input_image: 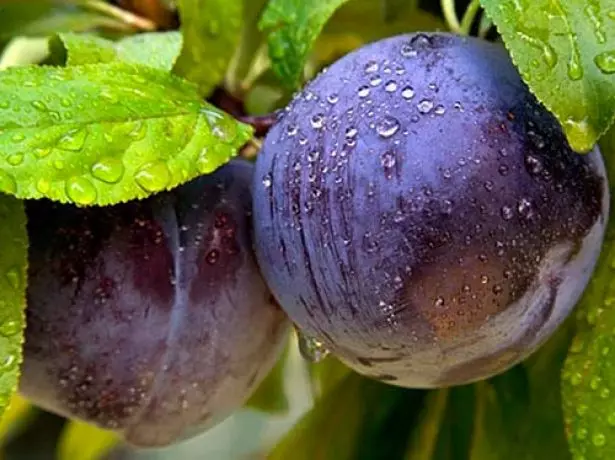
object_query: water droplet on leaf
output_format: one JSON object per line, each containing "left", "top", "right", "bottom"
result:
{"left": 66, "top": 176, "right": 97, "bottom": 205}
{"left": 58, "top": 128, "right": 87, "bottom": 151}
{"left": 135, "top": 161, "right": 171, "bottom": 193}
{"left": 595, "top": 50, "right": 615, "bottom": 74}
{"left": 91, "top": 158, "right": 125, "bottom": 184}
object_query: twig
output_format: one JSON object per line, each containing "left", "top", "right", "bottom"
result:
{"left": 237, "top": 112, "right": 280, "bottom": 138}
{"left": 440, "top": 0, "right": 461, "bottom": 34}
{"left": 460, "top": 0, "right": 482, "bottom": 35}
{"left": 81, "top": 0, "right": 157, "bottom": 31}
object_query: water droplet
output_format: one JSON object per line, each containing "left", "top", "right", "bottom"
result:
{"left": 297, "top": 330, "right": 329, "bottom": 363}
{"left": 608, "top": 412, "right": 615, "bottom": 426}
{"left": 91, "top": 158, "right": 125, "bottom": 184}
{"left": 53, "top": 160, "right": 64, "bottom": 170}
{"left": 401, "top": 86, "right": 415, "bottom": 100}
{"left": 498, "top": 164, "right": 510, "bottom": 176}
{"left": 308, "top": 150, "right": 320, "bottom": 162}
{"left": 60, "top": 98, "right": 72, "bottom": 108}
{"left": 516, "top": 32, "right": 558, "bottom": 68}
{"left": 570, "top": 372, "right": 583, "bottom": 386}
{"left": 31, "top": 100, "right": 47, "bottom": 111}
{"left": 577, "top": 428, "right": 588, "bottom": 440}
{"left": 262, "top": 174, "right": 272, "bottom": 188}
{"left": 434, "top": 296, "right": 445, "bottom": 307}
{"left": 376, "top": 116, "right": 400, "bottom": 138}
{"left": 0, "top": 320, "right": 19, "bottom": 337}
{"left": 58, "top": 128, "right": 87, "bottom": 151}
{"left": 568, "top": 52, "right": 584, "bottom": 80}
{"left": 369, "top": 75, "right": 382, "bottom": 86}
{"left": 310, "top": 114, "right": 324, "bottom": 129}
{"left": 595, "top": 50, "right": 615, "bottom": 74}
{"left": 66, "top": 176, "right": 97, "bottom": 205}
{"left": 0, "top": 101, "right": 9, "bottom": 109}
{"left": 11, "top": 133, "right": 25, "bottom": 143}
{"left": 326, "top": 93, "right": 339, "bottom": 104}
{"left": 401, "top": 42, "right": 417, "bottom": 58}
{"left": 358, "top": 86, "right": 371, "bottom": 98}
{"left": 345, "top": 127, "right": 358, "bottom": 139}
{"left": 501, "top": 206, "right": 514, "bottom": 220}
{"left": 585, "top": 4, "right": 606, "bottom": 44}
{"left": 525, "top": 155, "right": 543, "bottom": 174}
{"left": 592, "top": 432, "right": 606, "bottom": 447}
{"left": 0, "top": 171, "right": 16, "bottom": 194}
{"left": 6, "top": 154, "right": 23, "bottom": 166}
{"left": 484, "top": 180, "right": 494, "bottom": 191}
{"left": 364, "top": 60, "right": 379, "bottom": 73}
{"left": 418, "top": 99, "right": 434, "bottom": 114}
{"left": 36, "top": 178, "right": 50, "bottom": 194}
{"left": 5, "top": 267, "right": 20, "bottom": 290}
{"left": 517, "top": 198, "right": 532, "bottom": 217}
{"left": 385, "top": 81, "right": 398, "bottom": 92}
{"left": 1, "top": 354, "right": 15, "bottom": 370}
{"left": 135, "top": 161, "right": 171, "bottom": 193}
{"left": 434, "top": 105, "right": 446, "bottom": 115}
{"left": 381, "top": 151, "right": 396, "bottom": 176}
{"left": 34, "top": 148, "right": 50, "bottom": 158}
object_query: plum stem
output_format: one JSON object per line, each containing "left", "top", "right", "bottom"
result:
{"left": 237, "top": 112, "right": 281, "bottom": 138}
{"left": 80, "top": 0, "right": 157, "bottom": 30}
{"left": 441, "top": 0, "right": 461, "bottom": 34}
{"left": 460, "top": 0, "right": 482, "bottom": 35}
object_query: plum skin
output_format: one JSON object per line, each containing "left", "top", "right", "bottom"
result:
{"left": 19, "top": 160, "right": 290, "bottom": 447}
{"left": 252, "top": 33, "right": 609, "bottom": 388}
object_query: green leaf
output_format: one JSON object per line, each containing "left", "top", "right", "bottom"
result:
{"left": 51, "top": 32, "right": 117, "bottom": 66}
{"left": 0, "top": 63, "right": 252, "bottom": 205}
{"left": 0, "top": 194, "right": 27, "bottom": 418}
{"left": 562, "top": 126, "right": 615, "bottom": 459}
{"left": 258, "top": 0, "right": 352, "bottom": 89}
{"left": 51, "top": 32, "right": 182, "bottom": 70}
{"left": 57, "top": 420, "right": 120, "bottom": 460}
{"left": 173, "top": 0, "right": 243, "bottom": 96}
{"left": 245, "top": 343, "right": 289, "bottom": 414}
{"left": 308, "top": 356, "right": 352, "bottom": 399}
{"left": 115, "top": 32, "right": 182, "bottom": 71}
{"left": 405, "top": 386, "right": 475, "bottom": 460}
{"left": 479, "top": 0, "right": 615, "bottom": 152}
{"left": 0, "top": 395, "right": 35, "bottom": 445}
{"left": 469, "top": 322, "right": 573, "bottom": 460}
{"left": 226, "top": 0, "right": 269, "bottom": 93}
{"left": 269, "top": 372, "right": 422, "bottom": 460}
{"left": 0, "top": 1, "right": 125, "bottom": 40}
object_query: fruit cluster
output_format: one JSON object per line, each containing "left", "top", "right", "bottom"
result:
{"left": 19, "top": 33, "right": 609, "bottom": 447}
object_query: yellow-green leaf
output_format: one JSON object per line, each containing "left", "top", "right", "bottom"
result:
{"left": 0, "top": 194, "right": 27, "bottom": 419}
{"left": 479, "top": 0, "right": 615, "bottom": 152}
{"left": 57, "top": 421, "right": 120, "bottom": 460}
{"left": 173, "top": 0, "right": 243, "bottom": 96}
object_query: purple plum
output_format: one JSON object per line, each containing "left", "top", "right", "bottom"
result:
{"left": 20, "top": 159, "right": 290, "bottom": 447}
{"left": 252, "top": 33, "right": 609, "bottom": 388}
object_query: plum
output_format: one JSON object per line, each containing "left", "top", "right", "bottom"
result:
{"left": 19, "top": 159, "right": 290, "bottom": 447}
{"left": 252, "top": 33, "right": 609, "bottom": 388}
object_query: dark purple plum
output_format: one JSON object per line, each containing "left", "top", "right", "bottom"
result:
{"left": 253, "top": 33, "right": 609, "bottom": 388}
{"left": 19, "top": 160, "right": 290, "bottom": 447}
